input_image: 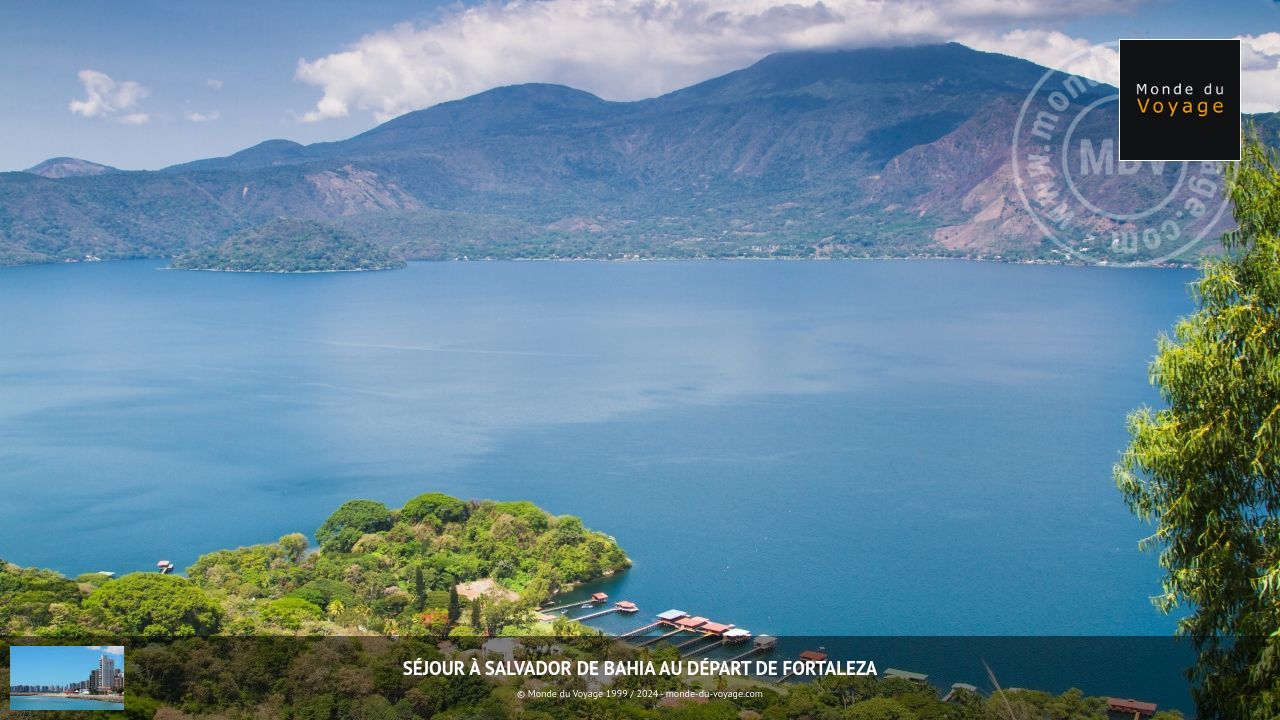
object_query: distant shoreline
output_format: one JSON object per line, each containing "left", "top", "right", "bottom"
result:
{"left": 162, "top": 265, "right": 404, "bottom": 274}
{"left": 0, "top": 254, "right": 1197, "bottom": 272}
{"left": 11, "top": 692, "right": 125, "bottom": 703}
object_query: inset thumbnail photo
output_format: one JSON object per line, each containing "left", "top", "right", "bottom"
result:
{"left": 8, "top": 645, "right": 124, "bottom": 711}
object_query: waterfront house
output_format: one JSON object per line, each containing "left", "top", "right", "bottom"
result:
{"left": 884, "top": 668, "right": 929, "bottom": 683}
{"left": 675, "top": 616, "right": 709, "bottom": 630}
{"left": 1107, "top": 698, "right": 1158, "bottom": 718}
{"left": 943, "top": 683, "right": 979, "bottom": 702}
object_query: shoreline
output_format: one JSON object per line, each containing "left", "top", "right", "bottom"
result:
{"left": 11, "top": 692, "right": 125, "bottom": 703}
{"left": 1, "top": 254, "right": 1199, "bottom": 272}
{"left": 162, "top": 264, "right": 405, "bottom": 274}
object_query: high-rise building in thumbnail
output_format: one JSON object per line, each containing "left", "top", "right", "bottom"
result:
{"left": 98, "top": 654, "right": 114, "bottom": 688}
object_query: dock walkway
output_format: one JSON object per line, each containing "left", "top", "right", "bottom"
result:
{"left": 573, "top": 606, "right": 624, "bottom": 622}
{"left": 636, "top": 628, "right": 685, "bottom": 647}
{"left": 542, "top": 599, "right": 598, "bottom": 613}
{"left": 618, "top": 622, "right": 661, "bottom": 639}
{"left": 682, "top": 639, "right": 725, "bottom": 658}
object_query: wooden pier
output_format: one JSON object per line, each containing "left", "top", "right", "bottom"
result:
{"left": 569, "top": 601, "right": 639, "bottom": 623}
{"left": 676, "top": 633, "right": 713, "bottom": 650}
{"left": 621, "top": 609, "right": 758, "bottom": 654}
{"left": 542, "top": 599, "right": 600, "bottom": 613}
{"left": 618, "top": 621, "right": 661, "bottom": 639}
{"left": 573, "top": 606, "right": 621, "bottom": 622}
{"left": 636, "top": 628, "right": 685, "bottom": 647}
{"left": 545, "top": 596, "right": 634, "bottom": 615}
{"left": 682, "top": 638, "right": 725, "bottom": 658}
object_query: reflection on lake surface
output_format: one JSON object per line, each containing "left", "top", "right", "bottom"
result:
{"left": 0, "top": 259, "right": 1194, "bottom": 635}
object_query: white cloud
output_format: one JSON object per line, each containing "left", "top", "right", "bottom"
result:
{"left": 294, "top": 0, "right": 1144, "bottom": 123}
{"left": 185, "top": 110, "right": 221, "bottom": 122}
{"left": 969, "top": 33, "right": 1280, "bottom": 113}
{"left": 69, "top": 70, "right": 150, "bottom": 123}
{"left": 86, "top": 645, "right": 125, "bottom": 656}
{"left": 206, "top": 78, "right": 224, "bottom": 89}
{"left": 1239, "top": 33, "right": 1280, "bottom": 114}
{"left": 962, "top": 29, "right": 1119, "bottom": 85}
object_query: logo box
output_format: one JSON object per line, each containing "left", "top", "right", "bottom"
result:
{"left": 1119, "top": 39, "right": 1241, "bottom": 162}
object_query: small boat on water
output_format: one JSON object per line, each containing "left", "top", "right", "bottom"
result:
{"left": 156, "top": 560, "right": 174, "bottom": 574}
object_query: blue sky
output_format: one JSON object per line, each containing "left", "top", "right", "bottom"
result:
{"left": 9, "top": 646, "right": 125, "bottom": 686}
{"left": 1, "top": 0, "right": 1277, "bottom": 171}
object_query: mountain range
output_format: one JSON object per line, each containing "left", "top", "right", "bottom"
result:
{"left": 2, "top": 43, "right": 1274, "bottom": 267}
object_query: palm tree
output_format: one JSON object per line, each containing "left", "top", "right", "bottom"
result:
{"left": 326, "top": 599, "right": 345, "bottom": 619}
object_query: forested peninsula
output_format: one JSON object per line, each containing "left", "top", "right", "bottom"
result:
{"left": 1, "top": 493, "right": 627, "bottom": 639}
{"left": 169, "top": 219, "right": 406, "bottom": 273}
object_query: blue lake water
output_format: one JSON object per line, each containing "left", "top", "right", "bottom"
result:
{"left": 0, "top": 259, "right": 1193, "bottom": 638}
{"left": 8, "top": 695, "right": 125, "bottom": 710}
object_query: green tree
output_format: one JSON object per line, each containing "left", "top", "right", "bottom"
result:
{"left": 469, "top": 597, "right": 481, "bottom": 631}
{"left": 290, "top": 578, "right": 356, "bottom": 609}
{"left": 414, "top": 566, "right": 426, "bottom": 612}
{"left": 401, "top": 492, "right": 470, "bottom": 525}
{"left": 1116, "top": 134, "right": 1280, "bottom": 720}
{"left": 278, "top": 533, "right": 309, "bottom": 563}
{"left": 260, "top": 597, "right": 324, "bottom": 630}
{"left": 316, "top": 499, "right": 393, "bottom": 553}
{"left": 83, "top": 574, "right": 222, "bottom": 637}
{"left": 846, "top": 697, "right": 916, "bottom": 720}
{"left": 817, "top": 675, "right": 877, "bottom": 708}
{"left": 122, "top": 694, "right": 161, "bottom": 720}
{"left": 447, "top": 582, "right": 462, "bottom": 624}
{"left": 479, "top": 595, "right": 533, "bottom": 636}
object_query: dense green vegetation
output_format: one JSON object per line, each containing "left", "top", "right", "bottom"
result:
{"left": 1117, "top": 134, "right": 1280, "bottom": 719}
{"left": 82, "top": 574, "right": 224, "bottom": 638}
{"left": 0, "top": 633, "right": 1185, "bottom": 720}
{"left": 183, "top": 494, "right": 630, "bottom": 636}
{"left": 315, "top": 499, "right": 396, "bottom": 552}
{"left": 0, "top": 491, "right": 1186, "bottom": 719}
{"left": 0, "top": 492, "right": 628, "bottom": 640}
{"left": 169, "top": 219, "right": 406, "bottom": 272}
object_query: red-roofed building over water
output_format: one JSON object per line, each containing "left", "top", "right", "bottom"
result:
{"left": 1107, "top": 698, "right": 1157, "bottom": 719}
